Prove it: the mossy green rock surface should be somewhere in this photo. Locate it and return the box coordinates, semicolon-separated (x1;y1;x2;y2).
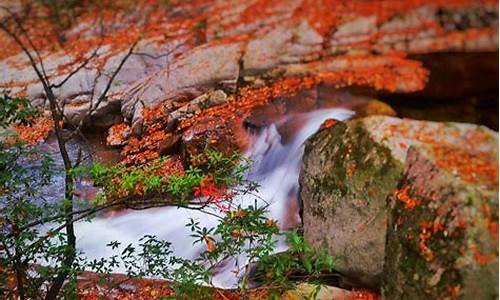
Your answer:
383;144;498;299
299;116;498;291
300;117;404;288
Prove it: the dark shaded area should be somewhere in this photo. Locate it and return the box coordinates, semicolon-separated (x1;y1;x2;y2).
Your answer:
378;52;499;130
245;52;499;134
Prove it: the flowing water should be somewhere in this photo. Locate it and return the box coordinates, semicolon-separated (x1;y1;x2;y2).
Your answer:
45;108;353;288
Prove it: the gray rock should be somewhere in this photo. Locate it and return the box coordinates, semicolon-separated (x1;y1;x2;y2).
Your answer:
383;142;498;298
299;116;498;289
0;1;497;132
242;21;323;74
122;42;243;127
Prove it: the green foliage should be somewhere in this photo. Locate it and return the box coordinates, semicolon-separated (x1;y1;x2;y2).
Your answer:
2;144;337;299
89;150;251;203
0;147;73;299
0;144;53;195
0;94;38;129
0;95;48;194
200;149;251;186
256;230;336;289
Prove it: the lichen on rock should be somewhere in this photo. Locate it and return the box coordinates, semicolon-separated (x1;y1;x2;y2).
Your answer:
299;115;499;292
383;143;498;299
300;118;404;288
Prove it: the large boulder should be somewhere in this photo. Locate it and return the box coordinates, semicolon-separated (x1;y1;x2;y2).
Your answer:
299;116;498;289
383;145;498;298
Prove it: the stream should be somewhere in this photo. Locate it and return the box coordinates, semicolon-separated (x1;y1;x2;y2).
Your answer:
34;107;353;288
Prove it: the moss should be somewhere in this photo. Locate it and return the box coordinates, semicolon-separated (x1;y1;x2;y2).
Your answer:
302;119;406;287
384;150;498;299
305;120;404;215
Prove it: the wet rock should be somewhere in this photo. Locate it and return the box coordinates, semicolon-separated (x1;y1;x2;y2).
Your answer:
244;103;286;131
299;116;498;288
157;132;181;155
244;89;318;132
377;52;499;130
181;117;237;165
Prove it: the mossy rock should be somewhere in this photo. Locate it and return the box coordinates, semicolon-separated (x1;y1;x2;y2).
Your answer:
299;116;498;290
383;142;498;299
299;118;404;288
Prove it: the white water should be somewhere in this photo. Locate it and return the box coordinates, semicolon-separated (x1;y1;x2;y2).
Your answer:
72;108;354;288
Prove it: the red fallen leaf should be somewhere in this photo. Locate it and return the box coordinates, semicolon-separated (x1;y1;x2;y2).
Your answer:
347;163;356;177
204;236;216;253
193;177;225;200
352;288;381;300
393;186;417;210
319;119;338;130
474;252;497;265
13;117;53;145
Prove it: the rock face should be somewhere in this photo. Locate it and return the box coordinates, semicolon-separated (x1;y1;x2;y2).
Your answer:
281;283;377;300
299;116;498;290
300;117;404;288
0;0;497;130
383;147;498;298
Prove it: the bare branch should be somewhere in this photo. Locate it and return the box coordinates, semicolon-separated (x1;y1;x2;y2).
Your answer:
50;45;102;89
65;39;140;141
1;5;50;83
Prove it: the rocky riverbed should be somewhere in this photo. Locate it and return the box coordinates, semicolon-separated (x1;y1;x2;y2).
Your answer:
1;1;498;299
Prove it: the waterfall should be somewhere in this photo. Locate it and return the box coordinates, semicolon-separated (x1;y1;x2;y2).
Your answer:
71;108;354;288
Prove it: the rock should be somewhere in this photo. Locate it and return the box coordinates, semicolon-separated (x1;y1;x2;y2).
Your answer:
330;15;377;50
130;101;145;136
244;103;286;131
352;99;397;118
106;123;131;147
157;132;181;155
383;146;498;298
1;1;497;132
170;90;228;121
122;42;243;125
244;88;318;132
275;54;429;93
242;20;323;74
281;283;375;300
181;117;237;165
299;116;498;288
300;118;403;288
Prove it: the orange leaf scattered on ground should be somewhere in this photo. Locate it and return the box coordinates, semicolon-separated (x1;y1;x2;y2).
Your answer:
14;117;53;145
393;186;418;210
